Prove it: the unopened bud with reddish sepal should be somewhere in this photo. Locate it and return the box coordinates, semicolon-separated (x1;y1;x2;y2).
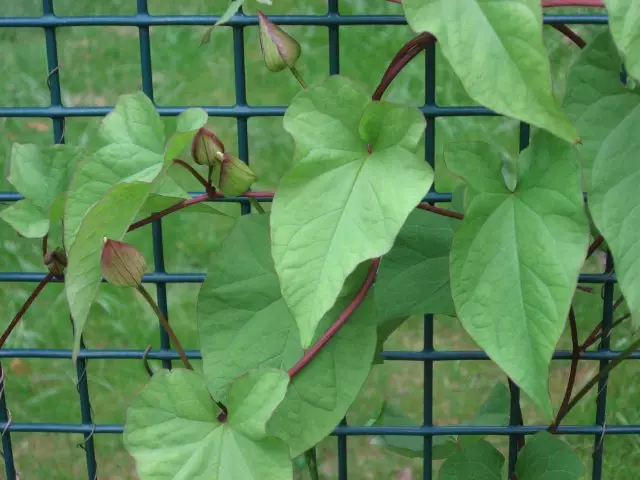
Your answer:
191;127;225;167
44;248;67;277
257;11;301;72
101;238;146;288
217;152;258;196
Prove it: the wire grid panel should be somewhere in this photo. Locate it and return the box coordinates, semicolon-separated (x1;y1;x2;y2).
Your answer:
0;1;627;480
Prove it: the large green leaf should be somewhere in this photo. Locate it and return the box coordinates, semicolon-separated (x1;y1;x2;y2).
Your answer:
197;214;302;399
589;100;640;342
562;31;638;186
515;432;584;480
1;144;83;237
375;209;456;321
65;104;207;359
368;402;457;459
447;133;589;416
267;289;376;458
402;0;577;143
438;440;504;480
605;0;640;83
124;368;292;480
272;75;433;346
197;214;377;457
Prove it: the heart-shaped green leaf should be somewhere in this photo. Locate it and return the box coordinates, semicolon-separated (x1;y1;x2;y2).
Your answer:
402;0;577;143
376;209;456;321
197;214;377;457
124;368;292;480
604;0;640;84
515;432;584;480
197;214;302;399
271;75;432;346
447;133;589;416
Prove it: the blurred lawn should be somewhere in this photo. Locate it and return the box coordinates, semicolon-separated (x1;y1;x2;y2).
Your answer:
1;1;639;479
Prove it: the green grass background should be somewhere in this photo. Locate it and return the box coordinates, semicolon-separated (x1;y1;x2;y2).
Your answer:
1;1;639;478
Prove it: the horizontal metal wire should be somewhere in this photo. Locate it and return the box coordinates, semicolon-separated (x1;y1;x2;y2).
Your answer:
0;272;617;283
0;422;635;436
0;105;495;118
0;14;609;29
0;191;454;203
0;348;635;361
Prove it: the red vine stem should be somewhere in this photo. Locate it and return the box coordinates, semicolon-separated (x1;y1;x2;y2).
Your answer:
587;235;604;259
173;159;214;196
551;24;586;48
373;32;436;101
288;258;381;378
542;0;604;7
0;273;54;349
128;194;212;232
549;307;579;432
418;202;463;220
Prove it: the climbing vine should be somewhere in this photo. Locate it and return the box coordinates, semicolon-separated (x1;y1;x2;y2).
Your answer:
2;0;640;478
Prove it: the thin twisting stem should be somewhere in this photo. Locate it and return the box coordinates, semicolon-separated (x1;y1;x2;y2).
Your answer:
0;273;54;349
288;258;380;378
137;285;193;371
550;307;579;432
542;0;604;7
173;159;212;194
418;202;464;220
556;335;640;426
551;24;586;48
289;67;308;89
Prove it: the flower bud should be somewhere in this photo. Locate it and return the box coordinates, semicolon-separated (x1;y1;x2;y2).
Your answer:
101;238;146;288
44;248;67;277
257;11;301;72
218;153;258;196
191;128;225;167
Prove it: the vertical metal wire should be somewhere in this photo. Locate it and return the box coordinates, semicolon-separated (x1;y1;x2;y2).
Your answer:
44;0;98;477
422;42;437;480
136;0;173;370
593;253;614;479
232;10;251;216
0;364;16;479
328;0;340;75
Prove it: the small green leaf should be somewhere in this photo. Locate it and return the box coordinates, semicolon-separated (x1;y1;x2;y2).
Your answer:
165;108;208;162
7;143;83;213
447;133;589;416
369;402;457;459
402;0;577;143
272;75;433;346
197;214;377;458
201;0;244;45
605;0;640;83
0;200;49;238
375;209;456;321
438;440;504;480
459;383;510;447
589;99;640;344
515;432;584;480
562;31;637;186
124;369;292;480
100;91;164;154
